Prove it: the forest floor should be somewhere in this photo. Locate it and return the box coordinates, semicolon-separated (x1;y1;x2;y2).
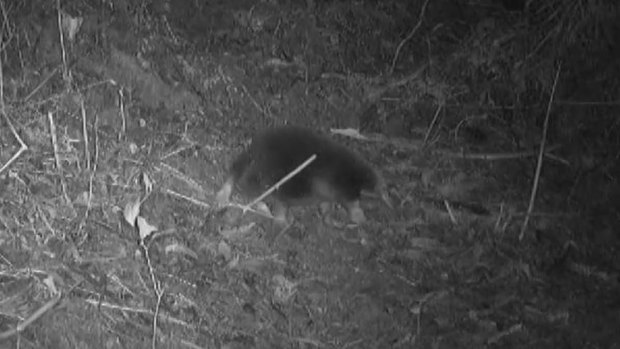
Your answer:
0;0;618;348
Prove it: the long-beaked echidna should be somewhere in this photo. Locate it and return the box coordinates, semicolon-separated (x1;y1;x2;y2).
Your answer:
216;126;391;224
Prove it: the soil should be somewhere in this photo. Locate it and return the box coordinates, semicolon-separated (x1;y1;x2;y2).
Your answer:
0;0;619;348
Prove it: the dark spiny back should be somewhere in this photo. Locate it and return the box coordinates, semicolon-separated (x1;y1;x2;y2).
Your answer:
230;126;378;203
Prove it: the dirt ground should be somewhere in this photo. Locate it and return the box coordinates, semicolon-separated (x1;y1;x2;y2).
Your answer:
0;0;619;348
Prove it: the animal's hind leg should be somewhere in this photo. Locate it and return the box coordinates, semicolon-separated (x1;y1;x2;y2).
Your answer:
216;177;234;205
345;200;366;224
271;200;290;227
268;200;292;244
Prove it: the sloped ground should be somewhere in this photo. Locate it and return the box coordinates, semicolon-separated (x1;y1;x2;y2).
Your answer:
1;0;619;348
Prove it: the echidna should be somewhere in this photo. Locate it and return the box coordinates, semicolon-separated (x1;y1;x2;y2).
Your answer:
216;126;390;224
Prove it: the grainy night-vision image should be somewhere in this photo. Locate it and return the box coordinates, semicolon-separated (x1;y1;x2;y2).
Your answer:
0;0;618;348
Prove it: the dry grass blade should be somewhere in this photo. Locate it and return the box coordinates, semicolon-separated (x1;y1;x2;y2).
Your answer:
519;64;562;240
0;50;28;174
442;144;562;160
0;292;62;340
0;113;28;174
390;0;431;73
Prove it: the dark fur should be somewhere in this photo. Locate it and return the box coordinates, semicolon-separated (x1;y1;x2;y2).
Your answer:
229;126;379;206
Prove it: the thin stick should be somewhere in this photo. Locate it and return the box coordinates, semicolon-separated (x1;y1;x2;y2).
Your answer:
0;28;3;104
158;162;205;193
80;98;90;170
0;36;28;174
48;112;74;211
443;144;562;160
555;100;620;106
443;200;457;224
76;112;98;244
519;64;561;240
0;292;62;340
138;236;164;349
83;299;192;328
0;0;12;52
152;287;163;349
165;189;210;209
118;87;126;138
245;154;316;209
56;0;69;82
23;65;60;102
0;114;28;174
423;103;442;145
389;0;431;74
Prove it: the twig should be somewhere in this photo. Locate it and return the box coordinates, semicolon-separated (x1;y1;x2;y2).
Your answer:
519;64;561;240
241;83;270;119
152;286;163;349
555;100;620;106
76;112;98;245
423;103;442;145
158;162;206;194
487;323;523;345
22;65;60;102
160;144;196;160
0;0;15;52
367;63;427;103
215;155;317;222
83;299;193;328
226;202;276;220
389;0;431;74
0;292;62;340
442;144;561;161
138;236;164;349
443;200;457;224
0;48;29;174
48;112;73;208
118;86;126;138
179;339;207;349
36;204;56;235
80;98;90;170
0;29;3;104
245;154;316;209
287;336;325;348
165;189;210;209
56;0;69;82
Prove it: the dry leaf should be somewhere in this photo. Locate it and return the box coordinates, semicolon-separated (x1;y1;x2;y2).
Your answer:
43;275;59;295
254;201;272;217
129;142;139;154
164;243;198;259
123;198;141;226
136;216;157;240
61;12;83;42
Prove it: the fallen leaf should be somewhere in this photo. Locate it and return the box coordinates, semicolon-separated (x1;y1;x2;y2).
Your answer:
136;216;157;240
123;198;141;227
165;243;198;259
